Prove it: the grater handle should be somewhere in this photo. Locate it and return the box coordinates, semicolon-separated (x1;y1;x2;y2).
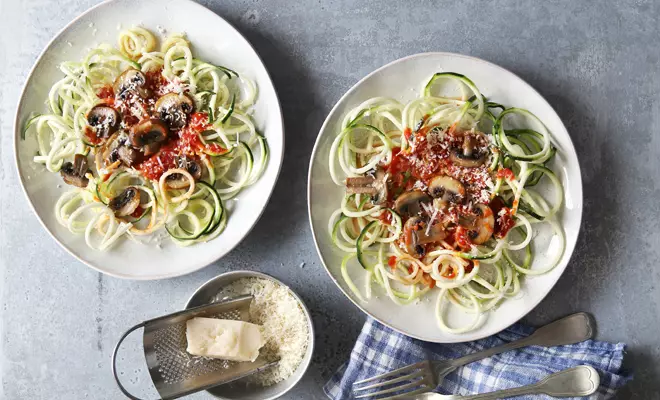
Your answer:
112;322;151;400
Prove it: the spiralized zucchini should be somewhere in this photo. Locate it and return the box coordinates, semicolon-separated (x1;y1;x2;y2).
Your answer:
328;72;565;334
23;27;268;251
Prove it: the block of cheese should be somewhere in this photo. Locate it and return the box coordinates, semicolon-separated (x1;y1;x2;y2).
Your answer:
186;317;264;362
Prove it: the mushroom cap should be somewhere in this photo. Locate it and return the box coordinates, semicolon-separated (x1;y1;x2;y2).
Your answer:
428;175;466;203
155;93;194;129
450;133;488;167
402;216;447;257
113;68;148;99
459;204;495;245
87;105;120;138
116;146;140;167
165;156;203;189
130;119;169;153
60;154;90;188
450;149;487;167
394;190;431;217
108;187;140;217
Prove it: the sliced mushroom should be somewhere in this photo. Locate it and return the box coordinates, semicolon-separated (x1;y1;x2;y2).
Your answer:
394;190;431;217
458;204;495;245
100;131;136;167
155;93;194;129
345;169;388;205
165;156;203;189
450;133;487;167
429;175;466;209
113;68;148;99
402;216;447;257
60;154;90;188
87;105;120;138
116;146;140;167
108;187;140;217
130;119;169;156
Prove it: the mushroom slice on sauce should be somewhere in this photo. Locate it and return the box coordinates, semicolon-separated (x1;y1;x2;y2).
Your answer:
155;93;195;129
402;216;447;257
458;204;495;245
87;105;120;138
130;119;169;156
450;133;487;167
60;154;90;188
113;68;148;99
165;156;203;189
108;187;140;217
394;190;431;217
428;175;466;209
345;169;388;205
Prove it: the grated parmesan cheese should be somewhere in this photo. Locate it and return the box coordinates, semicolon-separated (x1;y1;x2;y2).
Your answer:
213;277;310;387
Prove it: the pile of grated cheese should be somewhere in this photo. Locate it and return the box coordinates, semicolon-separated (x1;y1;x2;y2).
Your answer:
213;277;310;387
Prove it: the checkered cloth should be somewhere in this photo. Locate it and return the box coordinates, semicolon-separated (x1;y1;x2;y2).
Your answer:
324;318;630;399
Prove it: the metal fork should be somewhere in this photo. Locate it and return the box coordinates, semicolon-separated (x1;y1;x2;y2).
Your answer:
352;312;595;400
403;365;600;399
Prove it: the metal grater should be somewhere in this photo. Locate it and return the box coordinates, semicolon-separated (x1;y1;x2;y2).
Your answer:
112;295;278;400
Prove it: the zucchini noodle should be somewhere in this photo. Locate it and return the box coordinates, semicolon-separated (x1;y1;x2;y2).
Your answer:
327;72;565;334
22;27;268;251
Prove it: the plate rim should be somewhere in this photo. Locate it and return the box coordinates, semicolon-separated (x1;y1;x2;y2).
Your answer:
13;0;285;280
307;51;583;343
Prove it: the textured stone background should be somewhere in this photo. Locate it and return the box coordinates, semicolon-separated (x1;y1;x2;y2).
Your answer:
1;0;658;398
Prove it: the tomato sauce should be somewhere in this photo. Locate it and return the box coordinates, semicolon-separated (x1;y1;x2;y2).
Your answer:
388;256;397;269
87;68;230;182
379;211;393;225
131;206;145;218
496;168;515;181
454;227;472;250
489;196;515;238
138;140;180;181
84;126;103;145
97;85;115;104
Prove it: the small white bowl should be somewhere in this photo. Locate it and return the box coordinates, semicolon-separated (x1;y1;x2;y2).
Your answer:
185;271;314;400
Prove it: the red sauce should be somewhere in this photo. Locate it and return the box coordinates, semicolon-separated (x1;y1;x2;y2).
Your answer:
178;112;228;156
442;266;457;279
489;196;506;215
97;85;115;105
84;126;103;145
496;208;515;238
379;211;393;225
131;206;145;218
465;261;475;274
384;124;495;258
385;127;492;204
388;256;397;269
496;168;515;181
454;226;472;250
138;140;181;181
425;274;436;288
146;70;170;95
88;69;231;182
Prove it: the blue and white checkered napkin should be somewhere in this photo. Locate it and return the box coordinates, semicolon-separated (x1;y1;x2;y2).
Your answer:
324;318;630;399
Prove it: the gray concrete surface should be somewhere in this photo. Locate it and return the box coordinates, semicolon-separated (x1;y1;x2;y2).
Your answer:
1;0;658;398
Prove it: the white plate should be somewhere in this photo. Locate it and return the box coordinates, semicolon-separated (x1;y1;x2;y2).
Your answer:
308;53;582;343
13;0;284;280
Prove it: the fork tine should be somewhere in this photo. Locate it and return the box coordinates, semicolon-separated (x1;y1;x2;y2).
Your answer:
377;386;434;400
353;361;429;386
354;377;432;399
353;369;426;392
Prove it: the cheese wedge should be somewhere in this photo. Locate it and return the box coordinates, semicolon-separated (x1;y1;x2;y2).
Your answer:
186;317;264;362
